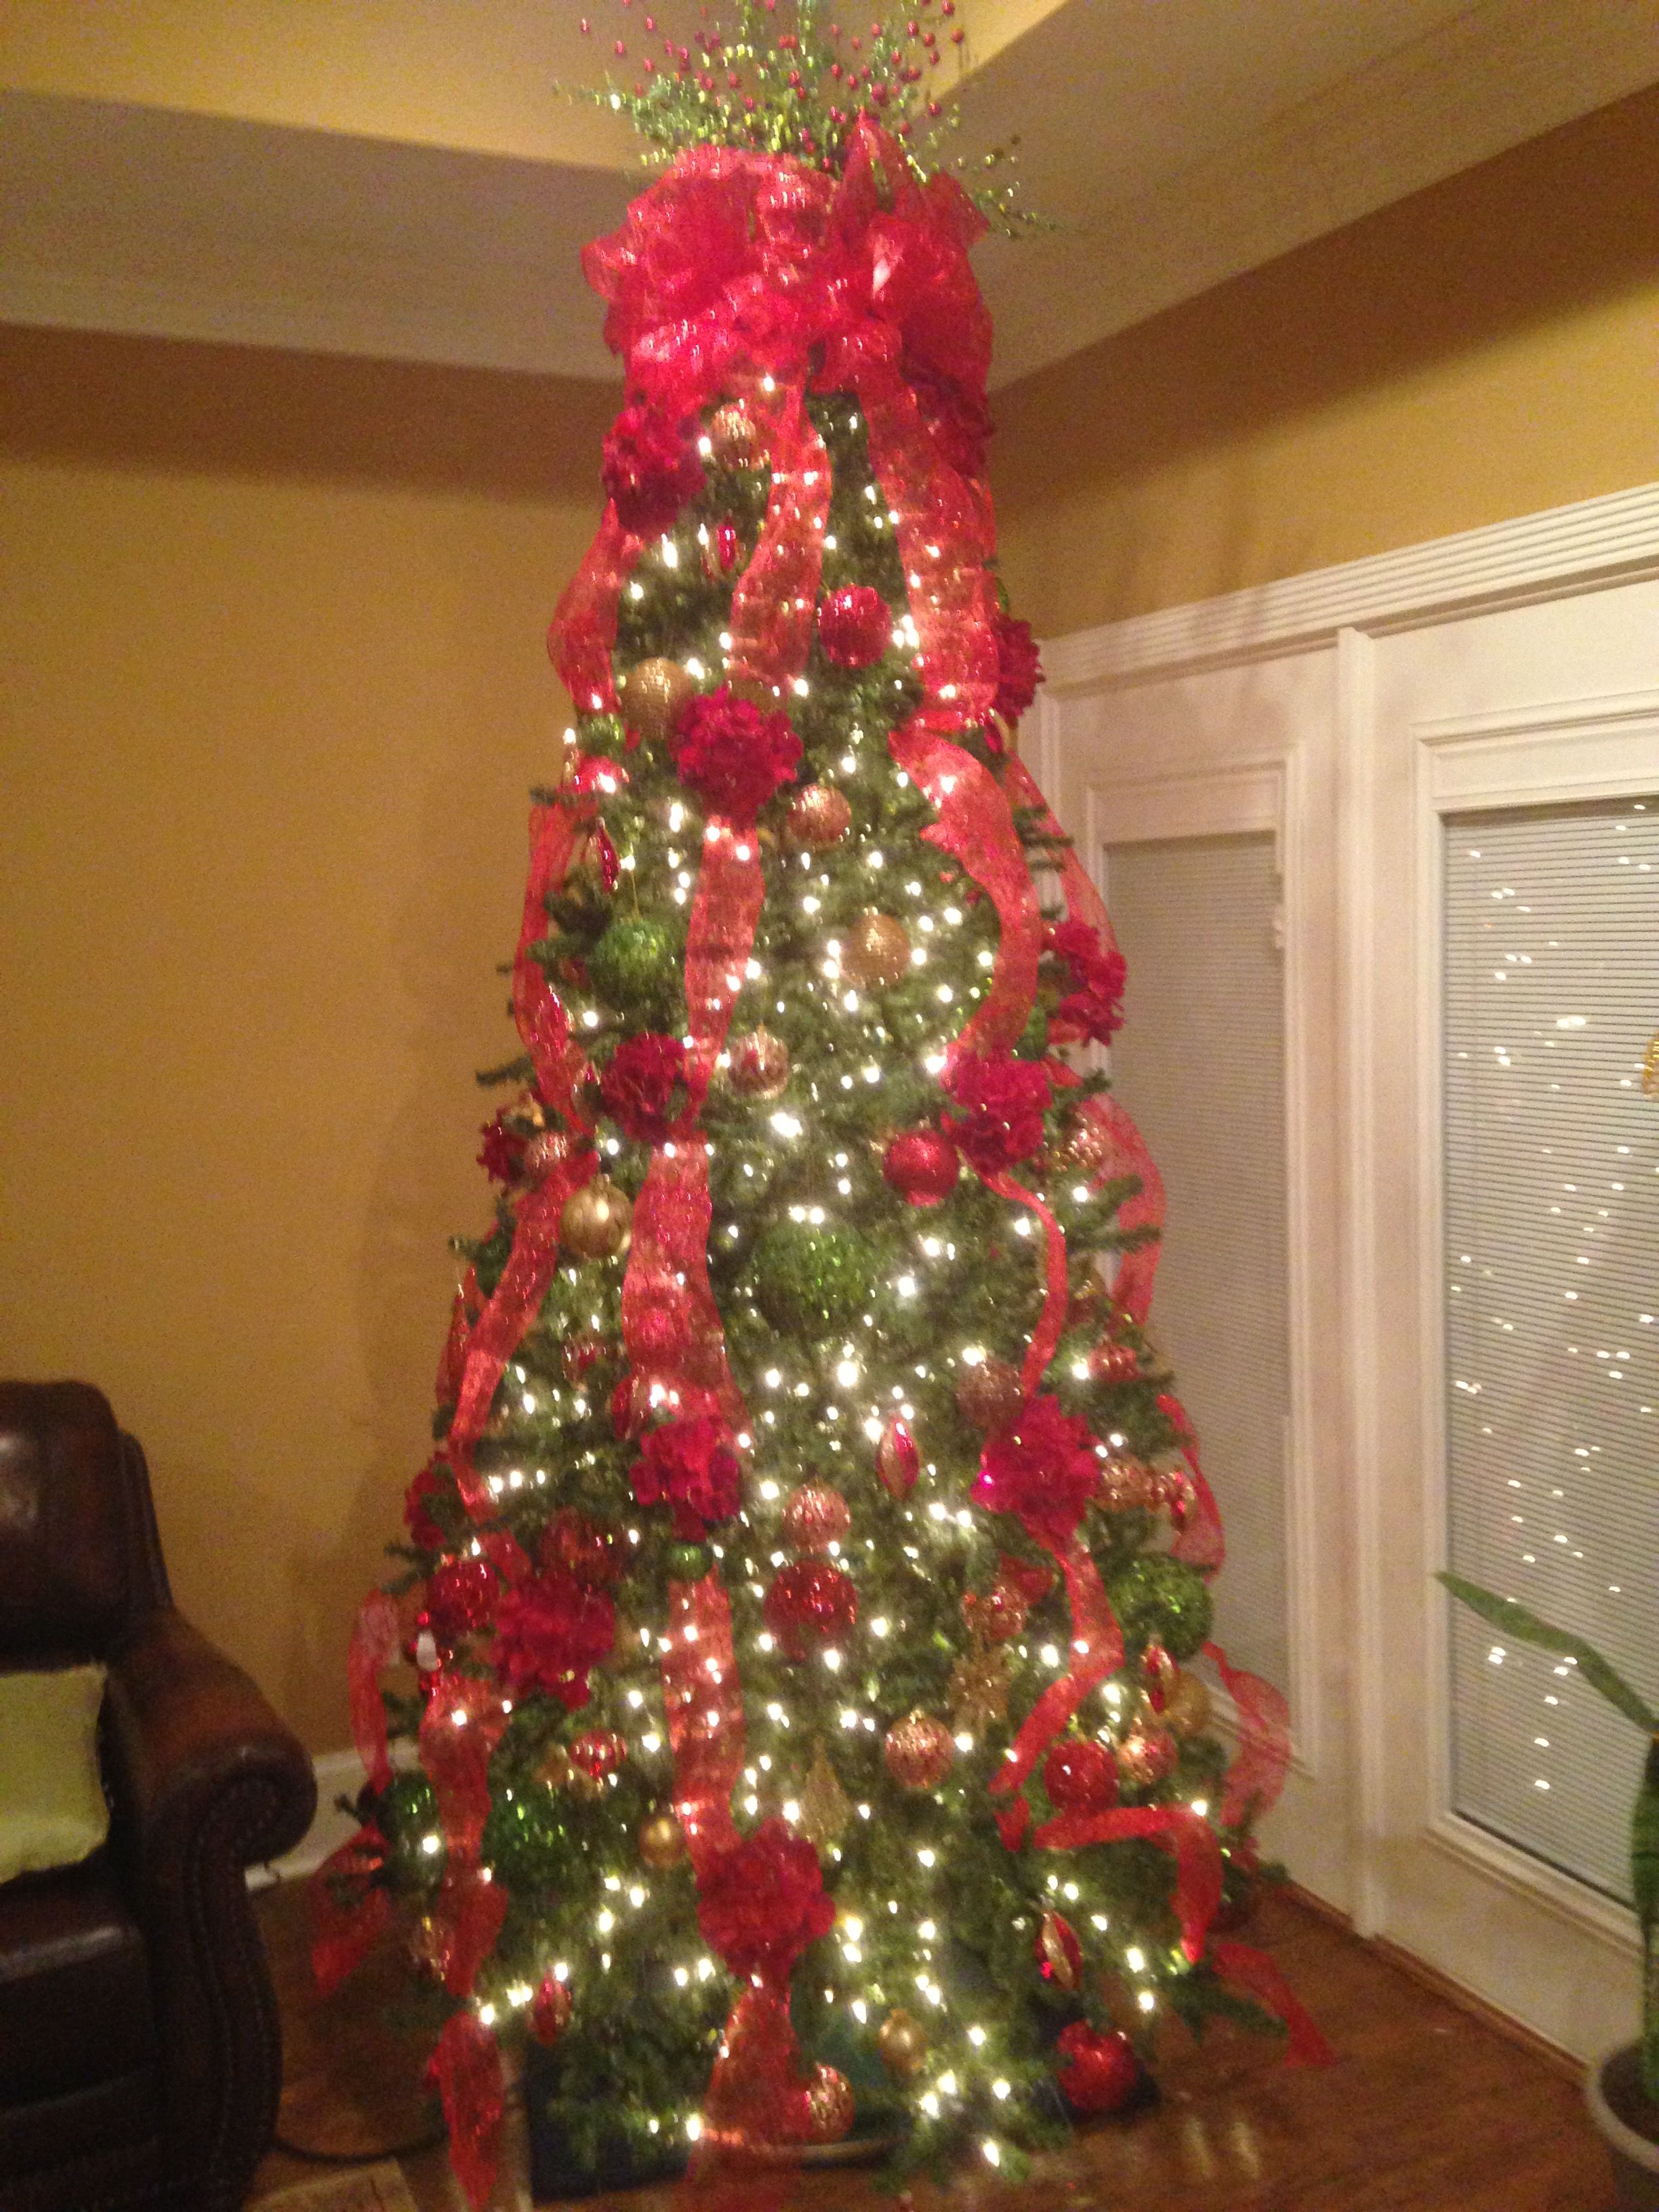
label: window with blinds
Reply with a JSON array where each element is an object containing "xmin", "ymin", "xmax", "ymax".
[
  {"xmin": 1443, "ymin": 796, "xmax": 1659, "ymax": 1901},
  {"xmin": 1103, "ymin": 834, "xmax": 1290, "ymax": 1695}
]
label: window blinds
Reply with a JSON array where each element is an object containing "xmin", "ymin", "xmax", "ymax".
[
  {"xmin": 1443, "ymin": 797, "xmax": 1659, "ymax": 1901},
  {"xmin": 1103, "ymin": 834, "xmax": 1291, "ymax": 1694}
]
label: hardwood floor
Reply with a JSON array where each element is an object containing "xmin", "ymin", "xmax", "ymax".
[{"xmin": 251, "ymin": 1881, "xmax": 1616, "ymax": 2211}]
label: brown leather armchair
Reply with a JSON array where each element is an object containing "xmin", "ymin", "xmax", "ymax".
[{"xmin": 0, "ymin": 1381, "xmax": 316, "ymax": 2212}]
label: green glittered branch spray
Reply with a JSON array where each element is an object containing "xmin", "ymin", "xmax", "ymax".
[{"xmin": 1439, "ymin": 1572, "xmax": 1659, "ymax": 2096}]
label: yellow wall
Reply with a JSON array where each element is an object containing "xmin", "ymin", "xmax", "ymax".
[
  {"xmin": 991, "ymin": 85, "xmax": 1659, "ymax": 636},
  {"xmin": 0, "ymin": 327, "xmax": 617, "ymax": 1752}
]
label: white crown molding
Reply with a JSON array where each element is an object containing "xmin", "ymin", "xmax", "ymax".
[{"xmin": 1040, "ymin": 480, "xmax": 1659, "ymax": 691}]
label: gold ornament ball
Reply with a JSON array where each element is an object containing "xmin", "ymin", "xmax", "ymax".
[
  {"xmin": 843, "ymin": 912, "xmax": 912, "ymax": 989},
  {"xmin": 783, "ymin": 784, "xmax": 853, "ymax": 851},
  {"xmin": 883, "ymin": 1709, "xmax": 956, "ymax": 1790},
  {"xmin": 878, "ymin": 2008, "xmax": 928, "ymax": 2082},
  {"xmin": 781, "ymin": 1482, "xmax": 851, "ymax": 1554},
  {"xmin": 1118, "ymin": 1721, "xmax": 1179, "ymax": 1790},
  {"xmin": 1053, "ymin": 1113, "xmax": 1115, "ymax": 1176},
  {"xmin": 1097, "ymin": 1452, "xmax": 1159, "ymax": 1513},
  {"xmin": 1088, "ymin": 1338, "xmax": 1141, "ymax": 1387},
  {"xmin": 619, "ymin": 657, "xmax": 698, "ymax": 748},
  {"xmin": 710, "ymin": 401, "xmax": 764, "ymax": 472},
  {"xmin": 727, "ymin": 1025, "xmax": 792, "ymax": 1099},
  {"xmin": 954, "ymin": 1355, "xmax": 1024, "ymax": 1432},
  {"xmin": 523, "ymin": 1128, "xmax": 575, "ymax": 1185},
  {"xmin": 560, "ymin": 1176, "xmax": 632, "ymax": 1260},
  {"xmin": 638, "ymin": 1809, "xmax": 687, "ymax": 1870},
  {"xmin": 1164, "ymin": 1671, "xmax": 1212, "ymax": 1740},
  {"xmin": 805, "ymin": 2062, "xmax": 855, "ymax": 2144}
]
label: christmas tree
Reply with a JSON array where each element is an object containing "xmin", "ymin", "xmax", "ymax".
[{"xmin": 314, "ymin": 8, "xmax": 1326, "ymax": 2202}]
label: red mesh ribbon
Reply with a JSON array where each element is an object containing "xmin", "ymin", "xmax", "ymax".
[
  {"xmin": 1004, "ymin": 756, "xmax": 1127, "ymax": 978},
  {"xmin": 726, "ymin": 383, "xmax": 831, "ymax": 697},
  {"xmin": 989, "ymin": 1536, "xmax": 1122, "ymax": 1802},
  {"xmin": 685, "ymin": 822, "xmax": 768, "ymax": 1105},
  {"xmin": 986, "ymin": 1170, "xmax": 1069, "ymax": 1397},
  {"xmin": 1073, "ymin": 1093, "xmax": 1165, "ymax": 1329},
  {"xmin": 1157, "ymin": 1389, "xmax": 1227, "ymax": 1576},
  {"xmin": 436, "ymin": 1266, "xmax": 483, "ymax": 1407},
  {"xmin": 434, "ymin": 2009, "xmax": 508, "ymax": 2209},
  {"xmin": 347, "ymin": 1589, "xmax": 402, "ymax": 1795},
  {"xmin": 623, "ymin": 1141, "xmax": 746, "ymax": 1427},
  {"xmin": 1209, "ymin": 1940, "xmax": 1334, "ymax": 2064},
  {"xmin": 704, "ymin": 1986, "xmax": 813, "ymax": 2153},
  {"xmin": 1033, "ymin": 1803, "xmax": 1223, "ymax": 1964},
  {"xmin": 419, "ymin": 1668, "xmax": 511, "ymax": 2010},
  {"xmin": 310, "ymin": 1824, "xmax": 392, "ymax": 1996},
  {"xmin": 548, "ymin": 504, "xmax": 639, "ymax": 715},
  {"xmin": 1206, "ymin": 1639, "xmax": 1292, "ymax": 1827},
  {"xmin": 890, "ymin": 716, "xmax": 1041, "ymax": 1057}
]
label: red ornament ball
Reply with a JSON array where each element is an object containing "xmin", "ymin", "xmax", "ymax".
[
  {"xmin": 882, "ymin": 1128, "xmax": 960, "ymax": 1207},
  {"xmin": 1043, "ymin": 1737, "xmax": 1120, "ymax": 1816},
  {"xmin": 1054, "ymin": 2021, "xmax": 1139, "ymax": 2115},
  {"xmin": 569, "ymin": 1727, "xmax": 626, "ymax": 1781},
  {"xmin": 954, "ymin": 1355, "xmax": 1024, "ymax": 1432},
  {"xmin": 1088, "ymin": 1338, "xmax": 1141, "ymax": 1387},
  {"xmin": 783, "ymin": 783, "xmax": 853, "ymax": 851},
  {"xmin": 817, "ymin": 583, "xmax": 893, "ymax": 668},
  {"xmin": 805, "ymin": 2062, "xmax": 855, "ymax": 2144},
  {"xmin": 781, "ymin": 1483, "xmax": 851, "ymax": 1554},
  {"xmin": 882, "ymin": 1710, "xmax": 956, "ymax": 1790},
  {"xmin": 727, "ymin": 1025, "xmax": 791, "ymax": 1099},
  {"xmin": 963, "ymin": 1580, "xmax": 1027, "ymax": 1645},
  {"xmin": 876, "ymin": 1416, "xmax": 919, "ymax": 1499},
  {"xmin": 764, "ymin": 1559, "xmax": 857, "ymax": 1658},
  {"xmin": 530, "ymin": 1972, "xmax": 573, "ymax": 2046},
  {"xmin": 426, "ymin": 1555, "xmax": 497, "ymax": 1641},
  {"xmin": 523, "ymin": 1127, "xmax": 575, "ymax": 1183},
  {"xmin": 1117, "ymin": 1721, "xmax": 1179, "ymax": 1791}
]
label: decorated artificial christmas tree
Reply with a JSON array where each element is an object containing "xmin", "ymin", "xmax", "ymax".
[{"xmin": 315, "ymin": 7, "xmax": 1327, "ymax": 2201}]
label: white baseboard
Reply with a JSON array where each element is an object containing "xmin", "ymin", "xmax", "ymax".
[{"xmin": 247, "ymin": 1746, "xmax": 367, "ymax": 1890}]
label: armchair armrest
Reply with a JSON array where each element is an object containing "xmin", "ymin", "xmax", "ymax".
[{"xmin": 102, "ymin": 1608, "xmax": 316, "ymax": 2212}]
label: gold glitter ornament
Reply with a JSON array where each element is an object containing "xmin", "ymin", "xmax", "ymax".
[
  {"xmin": 1117, "ymin": 1721, "xmax": 1179, "ymax": 1790},
  {"xmin": 783, "ymin": 784, "xmax": 853, "ymax": 851},
  {"xmin": 619, "ymin": 657, "xmax": 697, "ymax": 748},
  {"xmin": 798, "ymin": 1740, "xmax": 852, "ymax": 1849},
  {"xmin": 947, "ymin": 1645, "xmax": 1010, "ymax": 1734},
  {"xmin": 781, "ymin": 1483, "xmax": 851, "ymax": 1553},
  {"xmin": 1088, "ymin": 1338, "xmax": 1141, "ymax": 1387},
  {"xmin": 638, "ymin": 1809, "xmax": 687, "ymax": 1869},
  {"xmin": 727, "ymin": 1025, "xmax": 791, "ymax": 1099},
  {"xmin": 1037, "ymin": 1908, "xmax": 1084, "ymax": 1992},
  {"xmin": 709, "ymin": 401, "xmax": 764, "ymax": 471},
  {"xmin": 1163, "ymin": 1670, "xmax": 1213, "ymax": 1740},
  {"xmin": 560, "ymin": 1176, "xmax": 632, "ymax": 1260},
  {"xmin": 842, "ymin": 912, "xmax": 911, "ymax": 989},
  {"xmin": 878, "ymin": 2008, "xmax": 928, "ymax": 2081},
  {"xmin": 954, "ymin": 1355, "xmax": 1023, "ymax": 1431},
  {"xmin": 806, "ymin": 2063, "xmax": 855, "ymax": 2144},
  {"xmin": 1097, "ymin": 1452, "xmax": 1160, "ymax": 1513},
  {"xmin": 882, "ymin": 1710, "xmax": 956, "ymax": 1790}
]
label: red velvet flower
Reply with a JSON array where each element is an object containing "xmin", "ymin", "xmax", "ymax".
[
  {"xmin": 632, "ymin": 1412, "xmax": 743, "ymax": 1536},
  {"xmin": 993, "ymin": 611, "xmax": 1043, "ymax": 725},
  {"xmin": 1045, "ymin": 918, "xmax": 1128, "ymax": 1047},
  {"xmin": 404, "ymin": 1459, "xmax": 449, "ymax": 1551},
  {"xmin": 670, "ymin": 684, "xmax": 802, "ymax": 825},
  {"xmin": 972, "ymin": 1393, "xmax": 1101, "ymax": 1549},
  {"xmin": 476, "ymin": 1113, "xmax": 527, "ymax": 1185},
  {"xmin": 598, "ymin": 1033, "xmax": 688, "ymax": 1145},
  {"xmin": 601, "ymin": 401, "xmax": 705, "ymax": 538},
  {"xmin": 695, "ymin": 1816, "xmax": 836, "ymax": 1979},
  {"xmin": 492, "ymin": 1566, "xmax": 615, "ymax": 1708},
  {"xmin": 942, "ymin": 1050, "xmax": 1052, "ymax": 1178},
  {"xmin": 817, "ymin": 583, "xmax": 892, "ymax": 669}
]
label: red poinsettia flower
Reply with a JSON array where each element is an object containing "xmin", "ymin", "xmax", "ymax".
[
  {"xmin": 1044, "ymin": 918, "xmax": 1128, "ymax": 1046},
  {"xmin": 972, "ymin": 1392, "xmax": 1101, "ymax": 1549},
  {"xmin": 492, "ymin": 1565, "xmax": 616, "ymax": 1708},
  {"xmin": 993, "ymin": 611, "xmax": 1043, "ymax": 725},
  {"xmin": 631, "ymin": 1412, "xmax": 743, "ymax": 1536},
  {"xmin": 601, "ymin": 401, "xmax": 705, "ymax": 539},
  {"xmin": 670, "ymin": 684, "xmax": 802, "ymax": 825},
  {"xmin": 598, "ymin": 1033, "xmax": 688, "ymax": 1145},
  {"xmin": 476, "ymin": 1112, "xmax": 527, "ymax": 1185},
  {"xmin": 696, "ymin": 1816, "xmax": 836, "ymax": 1979},
  {"xmin": 942, "ymin": 1050, "xmax": 1052, "ymax": 1179}
]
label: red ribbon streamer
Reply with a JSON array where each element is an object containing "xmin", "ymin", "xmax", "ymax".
[
  {"xmin": 1073, "ymin": 1093, "xmax": 1165, "ymax": 1331},
  {"xmin": 1033, "ymin": 1803, "xmax": 1223, "ymax": 1964},
  {"xmin": 1157, "ymin": 1390, "xmax": 1227, "ymax": 1576},
  {"xmin": 436, "ymin": 1266, "xmax": 482, "ymax": 1408},
  {"xmin": 986, "ymin": 1170, "xmax": 1070, "ymax": 1399},
  {"xmin": 684, "ymin": 821, "xmax": 768, "ymax": 1105},
  {"xmin": 548, "ymin": 503, "xmax": 639, "ymax": 716},
  {"xmin": 1206, "ymin": 1639, "xmax": 1293, "ymax": 1827},
  {"xmin": 1210, "ymin": 1939, "xmax": 1335, "ymax": 2064},
  {"xmin": 347, "ymin": 1589, "xmax": 403, "ymax": 1796},
  {"xmin": 310, "ymin": 1824, "xmax": 392, "ymax": 1996},
  {"xmin": 989, "ymin": 1538, "xmax": 1122, "ymax": 1801},
  {"xmin": 726, "ymin": 382, "xmax": 832, "ymax": 697},
  {"xmin": 434, "ymin": 2009, "xmax": 508, "ymax": 2210}
]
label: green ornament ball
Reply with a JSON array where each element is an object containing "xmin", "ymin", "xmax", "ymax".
[
  {"xmin": 588, "ymin": 914, "xmax": 682, "ymax": 1022},
  {"xmin": 1105, "ymin": 1554, "xmax": 1214, "ymax": 1663},
  {"xmin": 665, "ymin": 1539, "xmax": 714, "ymax": 1582},
  {"xmin": 752, "ymin": 1222, "xmax": 877, "ymax": 1335},
  {"xmin": 379, "ymin": 1770, "xmax": 442, "ymax": 1885},
  {"xmin": 482, "ymin": 1788, "xmax": 575, "ymax": 1891}
]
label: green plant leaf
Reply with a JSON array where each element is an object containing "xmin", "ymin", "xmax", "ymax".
[{"xmin": 1437, "ymin": 1573, "xmax": 1657, "ymax": 1732}]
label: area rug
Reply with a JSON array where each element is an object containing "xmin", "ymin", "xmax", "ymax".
[{"xmin": 251, "ymin": 2163, "xmax": 418, "ymax": 2212}]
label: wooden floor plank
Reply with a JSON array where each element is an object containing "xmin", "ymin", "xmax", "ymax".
[{"xmin": 251, "ymin": 1882, "xmax": 1615, "ymax": 2211}]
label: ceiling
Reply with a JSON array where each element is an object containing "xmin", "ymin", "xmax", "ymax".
[{"xmin": 1, "ymin": 0, "xmax": 1654, "ymax": 391}]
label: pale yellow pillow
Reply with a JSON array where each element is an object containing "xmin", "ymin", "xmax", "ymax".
[{"xmin": 0, "ymin": 1663, "xmax": 110, "ymax": 1883}]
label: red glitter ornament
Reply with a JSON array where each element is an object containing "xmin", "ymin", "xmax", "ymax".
[
  {"xmin": 876, "ymin": 1415, "xmax": 919, "ymax": 1498},
  {"xmin": 727, "ymin": 1025, "xmax": 791, "ymax": 1098},
  {"xmin": 569, "ymin": 1727, "xmax": 626, "ymax": 1780},
  {"xmin": 962, "ymin": 1580, "xmax": 1027, "ymax": 1646},
  {"xmin": 782, "ymin": 783, "xmax": 853, "ymax": 850},
  {"xmin": 882, "ymin": 1127, "xmax": 959, "ymax": 1206},
  {"xmin": 882, "ymin": 1710, "xmax": 955, "ymax": 1790},
  {"xmin": 817, "ymin": 583, "xmax": 892, "ymax": 668},
  {"xmin": 530, "ymin": 1971, "xmax": 573, "ymax": 2045},
  {"xmin": 806, "ymin": 2062, "xmax": 855, "ymax": 2143},
  {"xmin": 1043, "ymin": 1737, "xmax": 1120, "ymax": 1815},
  {"xmin": 764, "ymin": 1558, "xmax": 857, "ymax": 1658},
  {"xmin": 1088, "ymin": 1338, "xmax": 1140, "ymax": 1387},
  {"xmin": 426, "ymin": 1555, "xmax": 498, "ymax": 1641},
  {"xmin": 1054, "ymin": 2021, "xmax": 1139, "ymax": 2114},
  {"xmin": 781, "ymin": 1483, "xmax": 851, "ymax": 1553}
]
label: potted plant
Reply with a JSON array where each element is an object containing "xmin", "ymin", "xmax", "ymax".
[{"xmin": 1440, "ymin": 1573, "xmax": 1659, "ymax": 2210}]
